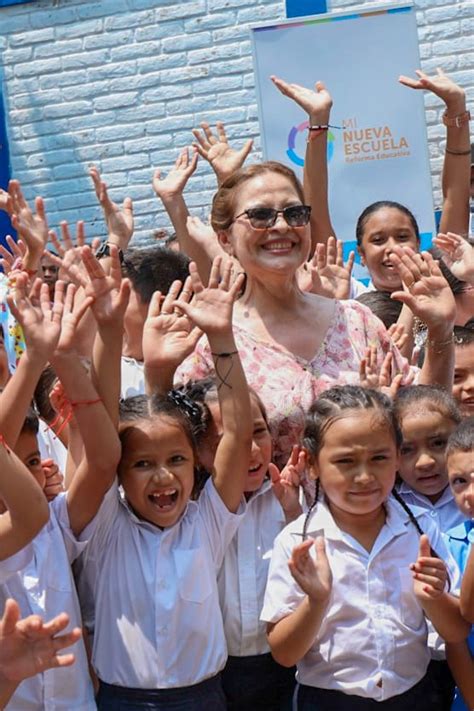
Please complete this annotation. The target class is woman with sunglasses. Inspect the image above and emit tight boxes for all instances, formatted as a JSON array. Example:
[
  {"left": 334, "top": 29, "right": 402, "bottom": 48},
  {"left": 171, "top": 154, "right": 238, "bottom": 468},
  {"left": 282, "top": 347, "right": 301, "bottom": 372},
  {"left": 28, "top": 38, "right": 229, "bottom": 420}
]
[{"left": 173, "top": 159, "right": 455, "bottom": 473}]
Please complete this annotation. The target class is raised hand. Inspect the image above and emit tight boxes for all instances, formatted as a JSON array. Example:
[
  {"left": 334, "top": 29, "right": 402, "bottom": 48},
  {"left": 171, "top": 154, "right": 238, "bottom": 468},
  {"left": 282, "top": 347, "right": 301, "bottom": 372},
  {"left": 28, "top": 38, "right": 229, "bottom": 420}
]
[
  {"left": 434, "top": 232, "right": 474, "bottom": 285},
  {"left": 288, "top": 536, "right": 332, "bottom": 602},
  {"left": 0, "top": 237, "right": 26, "bottom": 275},
  {"left": 142, "top": 277, "right": 203, "bottom": 372},
  {"left": 0, "top": 598, "right": 80, "bottom": 682},
  {"left": 359, "top": 348, "right": 412, "bottom": 398},
  {"left": 172, "top": 256, "right": 244, "bottom": 337},
  {"left": 390, "top": 247, "right": 456, "bottom": 336},
  {"left": 269, "top": 444, "right": 304, "bottom": 521},
  {"left": 271, "top": 76, "right": 333, "bottom": 123},
  {"left": 301, "top": 236, "right": 354, "bottom": 299},
  {"left": 387, "top": 323, "right": 409, "bottom": 353},
  {"left": 7, "top": 275, "right": 65, "bottom": 360},
  {"left": 8, "top": 181, "right": 49, "bottom": 267},
  {"left": 47, "top": 221, "right": 101, "bottom": 286},
  {"left": 53, "top": 283, "right": 94, "bottom": 357},
  {"left": 80, "top": 245, "right": 130, "bottom": 326},
  {"left": 410, "top": 534, "right": 448, "bottom": 601},
  {"left": 191, "top": 122, "right": 253, "bottom": 184},
  {"left": 89, "top": 166, "right": 134, "bottom": 248},
  {"left": 399, "top": 68, "right": 466, "bottom": 112},
  {"left": 153, "top": 147, "right": 199, "bottom": 201}
]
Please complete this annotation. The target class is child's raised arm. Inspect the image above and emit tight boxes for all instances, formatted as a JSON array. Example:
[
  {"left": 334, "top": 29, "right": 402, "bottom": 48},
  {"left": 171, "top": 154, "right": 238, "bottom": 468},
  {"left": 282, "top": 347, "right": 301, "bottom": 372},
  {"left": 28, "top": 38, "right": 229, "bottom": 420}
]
[
  {"left": 0, "top": 275, "right": 66, "bottom": 447},
  {"left": 49, "top": 284, "right": 121, "bottom": 536},
  {"left": 173, "top": 257, "right": 253, "bottom": 512},
  {"left": 0, "top": 442, "right": 49, "bottom": 560}
]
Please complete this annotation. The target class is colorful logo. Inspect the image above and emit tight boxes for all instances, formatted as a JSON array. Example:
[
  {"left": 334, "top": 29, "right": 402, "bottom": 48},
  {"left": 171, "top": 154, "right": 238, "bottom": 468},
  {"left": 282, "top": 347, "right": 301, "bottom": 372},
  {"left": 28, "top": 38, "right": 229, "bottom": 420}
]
[{"left": 286, "top": 120, "right": 334, "bottom": 167}]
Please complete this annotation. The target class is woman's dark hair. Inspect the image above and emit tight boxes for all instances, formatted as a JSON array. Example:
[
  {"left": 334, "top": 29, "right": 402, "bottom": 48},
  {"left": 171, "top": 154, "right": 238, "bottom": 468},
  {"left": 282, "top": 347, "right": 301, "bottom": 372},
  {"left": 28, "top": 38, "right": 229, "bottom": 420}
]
[
  {"left": 446, "top": 417, "right": 474, "bottom": 458},
  {"left": 301, "top": 385, "right": 401, "bottom": 539},
  {"left": 355, "top": 200, "right": 420, "bottom": 247},
  {"left": 356, "top": 290, "right": 402, "bottom": 329},
  {"left": 394, "top": 384, "right": 462, "bottom": 426}
]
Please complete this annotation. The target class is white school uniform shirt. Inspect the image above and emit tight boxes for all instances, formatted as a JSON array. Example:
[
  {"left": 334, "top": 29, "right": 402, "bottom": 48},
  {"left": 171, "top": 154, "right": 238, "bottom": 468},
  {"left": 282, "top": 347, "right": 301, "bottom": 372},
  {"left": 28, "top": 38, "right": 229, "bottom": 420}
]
[
  {"left": 120, "top": 356, "right": 145, "bottom": 399},
  {"left": 76, "top": 478, "right": 246, "bottom": 689},
  {"left": 397, "top": 483, "right": 466, "bottom": 533},
  {"left": 218, "top": 480, "right": 286, "bottom": 657},
  {"left": 261, "top": 496, "right": 459, "bottom": 702},
  {"left": 0, "top": 494, "right": 96, "bottom": 711}
]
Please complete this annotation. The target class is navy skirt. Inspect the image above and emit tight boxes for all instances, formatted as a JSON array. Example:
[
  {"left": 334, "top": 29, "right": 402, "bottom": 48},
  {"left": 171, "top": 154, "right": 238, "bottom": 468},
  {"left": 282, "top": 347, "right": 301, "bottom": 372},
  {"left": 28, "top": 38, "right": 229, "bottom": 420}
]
[{"left": 96, "top": 674, "right": 226, "bottom": 711}]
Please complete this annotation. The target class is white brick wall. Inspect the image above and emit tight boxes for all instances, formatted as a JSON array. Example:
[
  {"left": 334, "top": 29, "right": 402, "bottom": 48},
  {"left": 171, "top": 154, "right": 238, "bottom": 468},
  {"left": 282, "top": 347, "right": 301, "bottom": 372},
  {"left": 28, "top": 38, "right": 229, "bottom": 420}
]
[{"left": 0, "top": 0, "right": 472, "bottom": 244}]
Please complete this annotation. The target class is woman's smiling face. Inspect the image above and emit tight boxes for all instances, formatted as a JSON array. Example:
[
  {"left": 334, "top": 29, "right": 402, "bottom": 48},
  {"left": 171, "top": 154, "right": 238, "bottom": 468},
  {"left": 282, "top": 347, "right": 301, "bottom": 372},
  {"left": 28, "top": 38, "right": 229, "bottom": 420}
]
[{"left": 219, "top": 171, "right": 311, "bottom": 279}]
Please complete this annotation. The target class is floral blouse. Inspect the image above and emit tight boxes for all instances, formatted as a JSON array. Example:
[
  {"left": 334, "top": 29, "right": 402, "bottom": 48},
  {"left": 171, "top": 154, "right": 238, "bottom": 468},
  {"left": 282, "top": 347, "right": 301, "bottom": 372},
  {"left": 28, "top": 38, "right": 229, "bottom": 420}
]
[{"left": 177, "top": 300, "right": 412, "bottom": 470}]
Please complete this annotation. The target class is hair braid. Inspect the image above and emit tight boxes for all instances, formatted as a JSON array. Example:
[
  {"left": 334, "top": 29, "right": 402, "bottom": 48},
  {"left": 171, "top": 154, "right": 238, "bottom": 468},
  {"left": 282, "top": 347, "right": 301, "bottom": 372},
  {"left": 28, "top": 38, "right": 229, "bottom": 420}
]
[{"left": 302, "top": 479, "right": 320, "bottom": 541}]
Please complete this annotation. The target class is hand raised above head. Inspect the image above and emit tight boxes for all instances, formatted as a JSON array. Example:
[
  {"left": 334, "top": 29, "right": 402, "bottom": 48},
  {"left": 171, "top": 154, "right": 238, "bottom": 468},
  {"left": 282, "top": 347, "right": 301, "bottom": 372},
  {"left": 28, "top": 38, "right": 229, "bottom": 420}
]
[
  {"left": 399, "top": 68, "right": 466, "bottom": 111},
  {"left": 192, "top": 121, "right": 253, "bottom": 184},
  {"left": 434, "top": 232, "right": 474, "bottom": 285},
  {"left": 271, "top": 76, "right": 333, "bottom": 123},
  {"left": 7, "top": 275, "right": 65, "bottom": 361},
  {"left": 89, "top": 166, "right": 134, "bottom": 248},
  {"left": 171, "top": 256, "right": 244, "bottom": 338},
  {"left": 142, "top": 276, "right": 203, "bottom": 372},
  {"left": 390, "top": 247, "right": 456, "bottom": 335},
  {"left": 153, "top": 147, "right": 199, "bottom": 201}
]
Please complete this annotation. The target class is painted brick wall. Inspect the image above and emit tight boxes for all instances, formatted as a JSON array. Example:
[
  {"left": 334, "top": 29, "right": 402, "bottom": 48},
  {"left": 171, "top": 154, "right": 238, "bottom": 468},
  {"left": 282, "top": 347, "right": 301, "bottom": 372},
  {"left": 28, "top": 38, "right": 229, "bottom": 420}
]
[{"left": 0, "top": 0, "right": 472, "bottom": 244}]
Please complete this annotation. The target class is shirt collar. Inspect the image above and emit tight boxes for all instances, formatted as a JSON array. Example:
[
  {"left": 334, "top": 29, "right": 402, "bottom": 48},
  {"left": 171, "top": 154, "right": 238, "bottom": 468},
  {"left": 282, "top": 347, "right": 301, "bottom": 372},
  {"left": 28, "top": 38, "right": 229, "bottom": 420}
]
[
  {"left": 397, "top": 482, "right": 453, "bottom": 508},
  {"left": 303, "top": 494, "right": 417, "bottom": 541}
]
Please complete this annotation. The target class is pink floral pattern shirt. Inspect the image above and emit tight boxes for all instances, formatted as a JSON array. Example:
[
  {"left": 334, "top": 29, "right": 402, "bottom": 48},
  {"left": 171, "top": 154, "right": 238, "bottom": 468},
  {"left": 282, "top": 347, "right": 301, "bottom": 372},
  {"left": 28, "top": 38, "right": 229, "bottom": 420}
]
[{"left": 177, "top": 300, "right": 412, "bottom": 469}]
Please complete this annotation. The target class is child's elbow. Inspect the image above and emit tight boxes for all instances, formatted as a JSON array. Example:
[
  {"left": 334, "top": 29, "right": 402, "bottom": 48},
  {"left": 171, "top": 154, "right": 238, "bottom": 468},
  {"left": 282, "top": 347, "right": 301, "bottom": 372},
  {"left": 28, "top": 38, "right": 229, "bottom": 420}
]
[
  {"left": 443, "top": 620, "right": 471, "bottom": 643},
  {"left": 459, "top": 601, "right": 474, "bottom": 625}
]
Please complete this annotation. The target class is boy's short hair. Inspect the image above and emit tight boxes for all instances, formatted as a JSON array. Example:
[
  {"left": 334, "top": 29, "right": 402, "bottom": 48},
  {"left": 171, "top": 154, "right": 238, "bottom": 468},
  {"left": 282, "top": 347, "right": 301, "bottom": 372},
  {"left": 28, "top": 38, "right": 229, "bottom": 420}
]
[
  {"left": 122, "top": 246, "right": 190, "bottom": 304},
  {"left": 446, "top": 417, "right": 474, "bottom": 457},
  {"left": 22, "top": 406, "right": 40, "bottom": 436},
  {"left": 454, "top": 325, "right": 474, "bottom": 347},
  {"left": 355, "top": 290, "right": 402, "bottom": 329}
]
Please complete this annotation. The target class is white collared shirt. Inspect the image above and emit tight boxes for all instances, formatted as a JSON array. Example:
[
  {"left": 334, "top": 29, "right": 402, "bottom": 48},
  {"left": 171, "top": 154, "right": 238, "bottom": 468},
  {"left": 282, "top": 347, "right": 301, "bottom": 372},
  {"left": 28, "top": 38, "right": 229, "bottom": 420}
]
[
  {"left": 76, "top": 478, "right": 245, "bottom": 689},
  {"left": 0, "top": 494, "right": 96, "bottom": 711},
  {"left": 397, "top": 483, "right": 466, "bottom": 533},
  {"left": 261, "top": 496, "right": 459, "bottom": 701},
  {"left": 218, "top": 480, "right": 286, "bottom": 656},
  {"left": 120, "top": 356, "right": 145, "bottom": 399}
]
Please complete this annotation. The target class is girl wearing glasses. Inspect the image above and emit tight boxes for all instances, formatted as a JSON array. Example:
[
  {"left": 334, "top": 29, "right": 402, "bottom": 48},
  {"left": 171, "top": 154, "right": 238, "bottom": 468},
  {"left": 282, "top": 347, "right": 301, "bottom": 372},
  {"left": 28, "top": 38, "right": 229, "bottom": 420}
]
[{"left": 176, "top": 160, "right": 455, "bottom": 473}]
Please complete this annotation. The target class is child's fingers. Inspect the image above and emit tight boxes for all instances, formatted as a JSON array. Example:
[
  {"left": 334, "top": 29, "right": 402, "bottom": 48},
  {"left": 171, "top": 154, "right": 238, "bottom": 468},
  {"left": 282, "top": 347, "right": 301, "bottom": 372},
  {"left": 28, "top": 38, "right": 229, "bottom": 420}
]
[
  {"left": 161, "top": 280, "right": 183, "bottom": 314},
  {"left": 188, "top": 261, "right": 205, "bottom": 294},
  {"left": 0, "top": 598, "right": 21, "bottom": 635},
  {"left": 147, "top": 291, "right": 163, "bottom": 319},
  {"left": 268, "top": 462, "right": 281, "bottom": 484},
  {"left": 207, "top": 256, "right": 222, "bottom": 290},
  {"left": 412, "top": 572, "right": 445, "bottom": 590},
  {"left": 418, "top": 534, "right": 431, "bottom": 558}
]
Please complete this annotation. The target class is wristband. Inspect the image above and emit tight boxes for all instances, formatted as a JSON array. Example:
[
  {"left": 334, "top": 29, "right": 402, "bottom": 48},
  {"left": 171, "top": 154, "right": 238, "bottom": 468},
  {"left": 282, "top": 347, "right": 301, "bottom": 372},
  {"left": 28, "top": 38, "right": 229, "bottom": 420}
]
[
  {"left": 95, "top": 241, "right": 124, "bottom": 264},
  {"left": 442, "top": 110, "right": 471, "bottom": 128}
]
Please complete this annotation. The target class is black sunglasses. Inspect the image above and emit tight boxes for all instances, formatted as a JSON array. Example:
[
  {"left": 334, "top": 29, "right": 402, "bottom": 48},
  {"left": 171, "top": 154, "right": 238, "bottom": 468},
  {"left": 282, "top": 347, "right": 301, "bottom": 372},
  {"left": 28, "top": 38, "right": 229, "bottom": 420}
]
[{"left": 233, "top": 204, "right": 311, "bottom": 230}]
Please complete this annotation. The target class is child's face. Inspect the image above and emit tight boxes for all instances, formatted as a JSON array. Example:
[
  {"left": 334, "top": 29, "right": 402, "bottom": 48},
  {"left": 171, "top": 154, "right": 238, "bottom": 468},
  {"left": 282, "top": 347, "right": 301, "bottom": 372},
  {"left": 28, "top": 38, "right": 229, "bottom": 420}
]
[
  {"left": 447, "top": 450, "right": 474, "bottom": 518},
  {"left": 14, "top": 431, "right": 45, "bottom": 491},
  {"left": 199, "top": 394, "right": 272, "bottom": 494},
  {"left": 398, "top": 404, "right": 456, "bottom": 502},
  {"left": 119, "top": 415, "right": 195, "bottom": 528},
  {"left": 453, "top": 344, "right": 474, "bottom": 418},
  {"left": 311, "top": 409, "right": 398, "bottom": 520},
  {"left": 0, "top": 330, "right": 9, "bottom": 389}
]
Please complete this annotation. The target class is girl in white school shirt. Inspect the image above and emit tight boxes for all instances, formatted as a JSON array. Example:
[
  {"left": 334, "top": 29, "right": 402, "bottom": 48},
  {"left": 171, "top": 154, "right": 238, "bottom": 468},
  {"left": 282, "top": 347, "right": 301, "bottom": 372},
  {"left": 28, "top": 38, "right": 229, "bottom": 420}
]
[
  {"left": 261, "top": 385, "right": 469, "bottom": 710},
  {"left": 77, "top": 259, "right": 253, "bottom": 711},
  {"left": 180, "top": 377, "right": 302, "bottom": 710}
]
